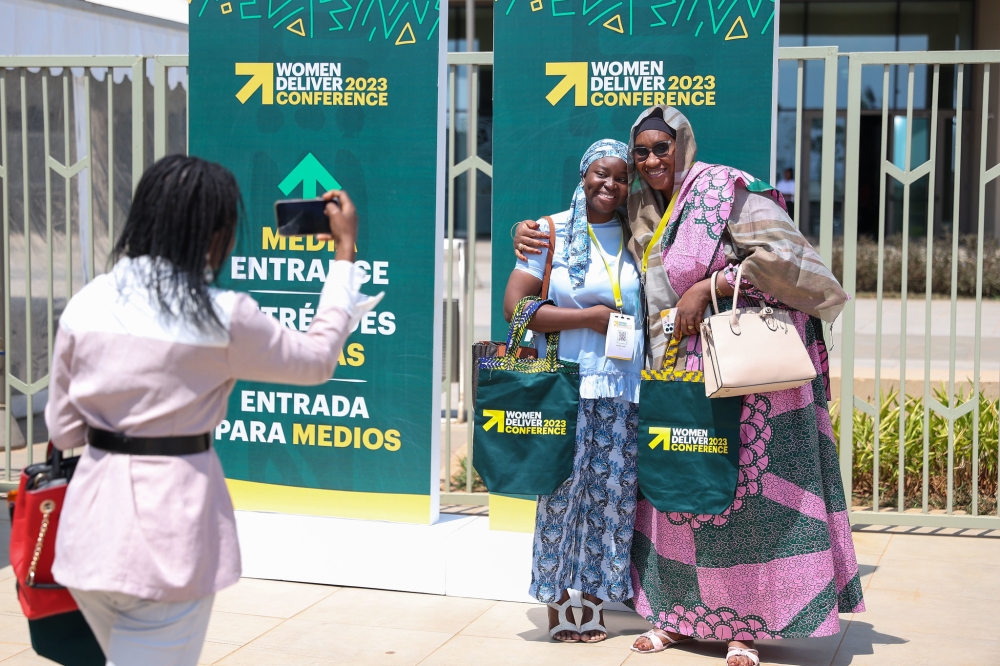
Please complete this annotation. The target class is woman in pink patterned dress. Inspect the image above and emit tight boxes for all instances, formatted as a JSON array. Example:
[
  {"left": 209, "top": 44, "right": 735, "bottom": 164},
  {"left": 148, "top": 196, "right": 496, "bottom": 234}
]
[
  {"left": 514, "top": 107, "right": 864, "bottom": 666},
  {"left": 626, "top": 107, "right": 863, "bottom": 666}
]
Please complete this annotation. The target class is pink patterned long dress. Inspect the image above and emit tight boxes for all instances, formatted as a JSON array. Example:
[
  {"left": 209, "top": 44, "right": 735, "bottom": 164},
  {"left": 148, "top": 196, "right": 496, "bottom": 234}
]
[{"left": 627, "top": 163, "right": 865, "bottom": 640}]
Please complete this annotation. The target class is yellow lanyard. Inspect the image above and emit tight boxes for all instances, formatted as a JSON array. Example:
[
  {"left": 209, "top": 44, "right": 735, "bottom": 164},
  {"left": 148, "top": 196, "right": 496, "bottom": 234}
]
[
  {"left": 641, "top": 189, "right": 680, "bottom": 273},
  {"left": 587, "top": 221, "right": 624, "bottom": 311}
]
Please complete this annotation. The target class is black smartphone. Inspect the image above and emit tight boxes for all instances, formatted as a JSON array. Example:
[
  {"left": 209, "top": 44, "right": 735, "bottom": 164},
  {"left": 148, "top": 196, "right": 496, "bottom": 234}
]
[{"left": 274, "top": 198, "right": 336, "bottom": 236}]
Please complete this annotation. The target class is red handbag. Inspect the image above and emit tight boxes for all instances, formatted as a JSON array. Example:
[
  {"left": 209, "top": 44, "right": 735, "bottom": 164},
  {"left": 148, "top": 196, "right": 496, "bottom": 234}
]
[{"left": 9, "top": 447, "right": 79, "bottom": 620}]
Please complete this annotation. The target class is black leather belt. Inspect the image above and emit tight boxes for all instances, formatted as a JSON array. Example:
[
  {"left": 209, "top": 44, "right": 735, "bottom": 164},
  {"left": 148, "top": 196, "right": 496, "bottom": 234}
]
[{"left": 87, "top": 428, "right": 212, "bottom": 456}]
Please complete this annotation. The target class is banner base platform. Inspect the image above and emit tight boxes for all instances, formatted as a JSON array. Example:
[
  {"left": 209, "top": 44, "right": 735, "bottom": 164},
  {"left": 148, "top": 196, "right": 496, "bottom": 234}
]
[{"left": 235, "top": 511, "right": 630, "bottom": 610}]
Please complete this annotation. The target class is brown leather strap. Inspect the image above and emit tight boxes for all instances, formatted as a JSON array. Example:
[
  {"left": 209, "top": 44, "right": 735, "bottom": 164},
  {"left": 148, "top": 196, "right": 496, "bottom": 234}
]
[{"left": 540, "top": 216, "right": 556, "bottom": 300}]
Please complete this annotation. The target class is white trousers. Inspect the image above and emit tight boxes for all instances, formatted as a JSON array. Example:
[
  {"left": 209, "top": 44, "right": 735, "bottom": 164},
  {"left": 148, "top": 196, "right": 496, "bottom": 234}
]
[{"left": 69, "top": 589, "right": 214, "bottom": 666}]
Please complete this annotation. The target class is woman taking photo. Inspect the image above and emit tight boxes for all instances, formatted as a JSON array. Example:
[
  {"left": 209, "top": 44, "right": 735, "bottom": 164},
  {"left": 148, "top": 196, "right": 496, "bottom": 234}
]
[
  {"left": 504, "top": 139, "right": 643, "bottom": 644},
  {"left": 514, "top": 108, "right": 864, "bottom": 666},
  {"left": 45, "top": 155, "right": 376, "bottom": 665}
]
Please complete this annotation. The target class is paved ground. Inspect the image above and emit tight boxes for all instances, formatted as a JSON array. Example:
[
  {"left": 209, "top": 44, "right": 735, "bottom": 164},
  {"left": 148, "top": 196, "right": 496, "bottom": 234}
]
[{"left": 1, "top": 525, "right": 998, "bottom": 665}]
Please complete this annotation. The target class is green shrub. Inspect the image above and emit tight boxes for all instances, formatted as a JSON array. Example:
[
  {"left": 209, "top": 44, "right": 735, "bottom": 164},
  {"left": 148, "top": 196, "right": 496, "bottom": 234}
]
[
  {"left": 449, "top": 455, "right": 486, "bottom": 493},
  {"left": 831, "top": 386, "right": 999, "bottom": 514},
  {"left": 829, "top": 235, "right": 1000, "bottom": 298}
]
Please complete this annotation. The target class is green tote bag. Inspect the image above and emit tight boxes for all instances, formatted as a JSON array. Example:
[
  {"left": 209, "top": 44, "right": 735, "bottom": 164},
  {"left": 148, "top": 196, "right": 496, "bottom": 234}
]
[
  {"left": 637, "top": 336, "right": 743, "bottom": 515},
  {"left": 473, "top": 296, "right": 580, "bottom": 495}
]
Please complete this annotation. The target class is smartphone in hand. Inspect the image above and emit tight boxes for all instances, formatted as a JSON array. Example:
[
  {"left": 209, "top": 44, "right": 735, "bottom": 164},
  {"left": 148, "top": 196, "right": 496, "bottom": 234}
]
[{"left": 274, "top": 198, "right": 337, "bottom": 236}]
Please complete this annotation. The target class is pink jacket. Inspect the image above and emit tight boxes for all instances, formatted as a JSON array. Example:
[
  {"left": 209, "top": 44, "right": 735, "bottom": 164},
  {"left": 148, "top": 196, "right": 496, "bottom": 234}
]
[{"left": 46, "top": 256, "right": 371, "bottom": 601}]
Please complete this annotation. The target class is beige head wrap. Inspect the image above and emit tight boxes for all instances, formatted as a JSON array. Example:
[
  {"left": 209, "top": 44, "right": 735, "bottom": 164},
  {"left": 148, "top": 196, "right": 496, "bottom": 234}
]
[{"left": 625, "top": 106, "right": 698, "bottom": 267}]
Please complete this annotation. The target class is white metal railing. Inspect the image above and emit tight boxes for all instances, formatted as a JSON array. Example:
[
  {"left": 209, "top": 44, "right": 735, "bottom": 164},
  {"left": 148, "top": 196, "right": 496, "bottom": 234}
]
[
  {"left": 841, "top": 51, "right": 1000, "bottom": 529},
  {"left": 0, "top": 57, "right": 147, "bottom": 487},
  {"left": 3, "top": 50, "right": 999, "bottom": 531},
  {"left": 441, "top": 51, "right": 492, "bottom": 503}
]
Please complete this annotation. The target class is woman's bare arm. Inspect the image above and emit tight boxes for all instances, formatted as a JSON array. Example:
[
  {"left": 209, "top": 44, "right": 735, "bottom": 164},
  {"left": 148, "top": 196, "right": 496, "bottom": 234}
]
[{"left": 503, "top": 269, "right": 614, "bottom": 335}]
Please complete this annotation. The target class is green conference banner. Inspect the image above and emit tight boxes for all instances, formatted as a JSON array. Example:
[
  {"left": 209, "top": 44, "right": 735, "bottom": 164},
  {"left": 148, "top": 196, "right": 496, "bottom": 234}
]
[
  {"left": 189, "top": 0, "right": 445, "bottom": 523},
  {"left": 492, "top": 0, "right": 778, "bottom": 339}
]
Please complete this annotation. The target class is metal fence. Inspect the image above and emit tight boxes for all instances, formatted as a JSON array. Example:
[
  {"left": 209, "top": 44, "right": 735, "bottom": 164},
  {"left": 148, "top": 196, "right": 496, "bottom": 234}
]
[
  {"left": 840, "top": 50, "right": 1000, "bottom": 529},
  {"left": 441, "top": 52, "right": 492, "bottom": 502},
  {"left": 3, "top": 49, "right": 1000, "bottom": 531}
]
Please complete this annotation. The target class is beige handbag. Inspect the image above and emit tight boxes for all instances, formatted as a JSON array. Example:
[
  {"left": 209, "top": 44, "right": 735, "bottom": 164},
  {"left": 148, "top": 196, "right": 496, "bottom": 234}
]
[{"left": 700, "top": 262, "right": 817, "bottom": 398}]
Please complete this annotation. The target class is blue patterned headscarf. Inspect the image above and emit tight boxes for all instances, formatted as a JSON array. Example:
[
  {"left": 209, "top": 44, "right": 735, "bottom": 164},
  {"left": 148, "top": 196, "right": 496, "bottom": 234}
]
[{"left": 565, "top": 139, "right": 630, "bottom": 287}]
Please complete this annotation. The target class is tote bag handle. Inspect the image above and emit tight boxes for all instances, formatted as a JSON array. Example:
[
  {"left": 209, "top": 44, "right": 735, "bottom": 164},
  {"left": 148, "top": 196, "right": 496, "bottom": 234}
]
[{"left": 500, "top": 296, "right": 563, "bottom": 372}]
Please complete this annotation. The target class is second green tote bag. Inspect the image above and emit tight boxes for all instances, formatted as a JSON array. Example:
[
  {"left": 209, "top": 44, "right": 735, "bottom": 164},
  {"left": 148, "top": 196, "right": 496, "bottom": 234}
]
[
  {"left": 473, "top": 296, "right": 580, "bottom": 495},
  {"left": 637, "top": 335, "right": 743, "bottom": 515}
]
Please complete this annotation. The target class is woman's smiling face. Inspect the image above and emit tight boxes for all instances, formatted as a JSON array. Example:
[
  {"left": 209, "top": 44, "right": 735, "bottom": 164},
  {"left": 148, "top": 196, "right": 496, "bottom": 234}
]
[
  {"left": 583, "top": 157, "right": 629, "bottom": 219},
  {"left": 633, "top": 129, "right": 676, "bottom": 193}
]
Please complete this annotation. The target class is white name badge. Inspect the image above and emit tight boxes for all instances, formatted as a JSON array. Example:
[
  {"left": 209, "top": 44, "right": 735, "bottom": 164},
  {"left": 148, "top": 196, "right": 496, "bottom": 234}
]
[{"left": 605, "top": 313, "right": 636, "bottom": 361}]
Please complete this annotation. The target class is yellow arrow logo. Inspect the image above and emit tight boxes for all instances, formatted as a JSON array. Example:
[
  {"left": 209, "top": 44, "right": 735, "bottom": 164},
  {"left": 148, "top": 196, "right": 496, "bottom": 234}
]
[
  {"left": 235, "top": 63, "right": 274, "bottom": 105},
  {"left": 545, "top": 62, "right": 588, "bottom": 107},
  {"left": 648, "top": 427, "right": 671, "bottom": 449},
  {"left": 482, "top": 410, "right": 505, "bottom": 433}
]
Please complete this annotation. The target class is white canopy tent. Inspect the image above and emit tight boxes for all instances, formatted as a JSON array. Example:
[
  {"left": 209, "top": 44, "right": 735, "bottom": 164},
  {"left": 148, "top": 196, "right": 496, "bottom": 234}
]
[{"left": 0, "top": 0, "right": 187, "bottom": 56}]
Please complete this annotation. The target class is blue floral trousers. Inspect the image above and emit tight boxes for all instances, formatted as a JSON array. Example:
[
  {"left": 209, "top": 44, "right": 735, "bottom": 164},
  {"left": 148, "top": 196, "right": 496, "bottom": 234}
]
[{"left": 528, "top": 397, "right": 639, "bottom": 604}]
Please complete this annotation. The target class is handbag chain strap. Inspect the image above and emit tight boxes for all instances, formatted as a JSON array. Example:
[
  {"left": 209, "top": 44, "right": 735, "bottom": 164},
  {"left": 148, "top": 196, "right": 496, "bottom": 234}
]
[{"left": 26, "top": 499, "right": 56, "bottom": 587}]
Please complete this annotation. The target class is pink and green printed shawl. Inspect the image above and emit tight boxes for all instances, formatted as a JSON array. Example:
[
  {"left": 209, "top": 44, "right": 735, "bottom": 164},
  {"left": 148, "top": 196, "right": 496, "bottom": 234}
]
[{"left": 627, "top": 162, "right": 865, "bottom": 640}]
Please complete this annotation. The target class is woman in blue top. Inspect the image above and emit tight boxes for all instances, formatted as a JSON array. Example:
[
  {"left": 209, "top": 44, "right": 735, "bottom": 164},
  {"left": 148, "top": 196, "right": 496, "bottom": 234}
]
[{"left": 503, "top": 139, "right": 644, "bottom": 645}]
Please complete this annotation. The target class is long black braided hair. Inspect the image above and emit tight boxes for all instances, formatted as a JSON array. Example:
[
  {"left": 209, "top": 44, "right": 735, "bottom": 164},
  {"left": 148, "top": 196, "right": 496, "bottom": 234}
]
[{"left": 113, "top": 155, "right": 243, "bottom": 333}]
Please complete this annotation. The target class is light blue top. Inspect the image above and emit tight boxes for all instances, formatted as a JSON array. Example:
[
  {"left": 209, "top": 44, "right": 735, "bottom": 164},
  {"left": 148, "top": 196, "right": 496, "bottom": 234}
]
[{"left": 514, "top": 209, "right": 644, "bottom": 403}]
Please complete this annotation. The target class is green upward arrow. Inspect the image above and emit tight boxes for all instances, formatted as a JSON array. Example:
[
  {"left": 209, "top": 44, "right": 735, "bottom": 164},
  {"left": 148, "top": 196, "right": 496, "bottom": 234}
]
[{"left": 278, "top": 153, "right": 341, "bottom": 199}]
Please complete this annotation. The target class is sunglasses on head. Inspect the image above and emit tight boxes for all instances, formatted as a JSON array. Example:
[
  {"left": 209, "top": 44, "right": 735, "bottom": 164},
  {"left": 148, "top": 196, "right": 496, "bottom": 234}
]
[{"left": 632, "top": 141, "right": 674, "bottom": 162}]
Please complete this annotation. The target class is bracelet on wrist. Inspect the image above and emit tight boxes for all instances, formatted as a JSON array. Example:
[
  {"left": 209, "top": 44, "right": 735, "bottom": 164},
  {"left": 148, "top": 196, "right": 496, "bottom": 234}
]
[{"left": 510, "top": 222, "right": 520, "bottom": 240}]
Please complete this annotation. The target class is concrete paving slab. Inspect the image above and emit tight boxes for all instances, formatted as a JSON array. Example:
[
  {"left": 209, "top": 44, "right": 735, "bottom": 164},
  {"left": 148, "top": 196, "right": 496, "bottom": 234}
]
[
  {"left": 855, "top": 553, "right": 880, "bottom": 589},
  {"left": 866, "top": 556, "right": 1000, "bottom": 600},
  {"left": 848, "top": 531, "right": 893, "bottom": 557},
  {"left": 878, "top": 531, "right": 1000, "bottom": 562},
  {"left": 218, "top": 618, "right": 453, "bottom": 666},
  {"left": 419, "top": 634, "right": 630, "bottom": 666},
  {"left": 0, "top": 651, "right": 56, "bottom": 666},
  {"left": 198, "top": 640, "right": 244, "bottom": 666},
  {"left": 831, "top": 623, "right": 993, "bottom": 666},
  {"left": 457, "top": 600, "right": 551, "bottom": 642},
  {"left": 854, "top": 587, "right": 999, "bottom": 640},
  {"left": 0, "top": 613, "right": 32, "bottom": 646},
  {"left": 212, "top": 577, "right": 339, "bottom": 619},
  {"left": 213, "top": 646, "right": 344, "bottom": 666},
  {"left": 295, "top": 587, "right": 496, "bottom": 634},
  {"left": 203, "top": 611, "right": 285, "bottom": 650},
  {"left": 0, "top": 646, "right": 29, "bottom": 663}
]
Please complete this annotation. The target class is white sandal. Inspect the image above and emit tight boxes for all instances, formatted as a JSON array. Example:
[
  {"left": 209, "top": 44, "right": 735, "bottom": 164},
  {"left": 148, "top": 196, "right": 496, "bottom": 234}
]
[
  {"left": 726, "top": 646, "right": 760, "bottom": 665},
  {"left": 578, "top": 598, "right": 607, "bottom": 642},
  {"left": 630, "top": 628, "right": 695, "bottom": 653},
  {"left": 547, "top": 598, "right": 579, "bottom": 642}
]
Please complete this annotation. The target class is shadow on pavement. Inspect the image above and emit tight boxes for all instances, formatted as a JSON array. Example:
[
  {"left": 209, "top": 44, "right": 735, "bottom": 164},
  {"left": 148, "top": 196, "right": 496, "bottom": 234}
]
[{"left": 829, "top": 621, "right": 909, "bottom": 665}]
